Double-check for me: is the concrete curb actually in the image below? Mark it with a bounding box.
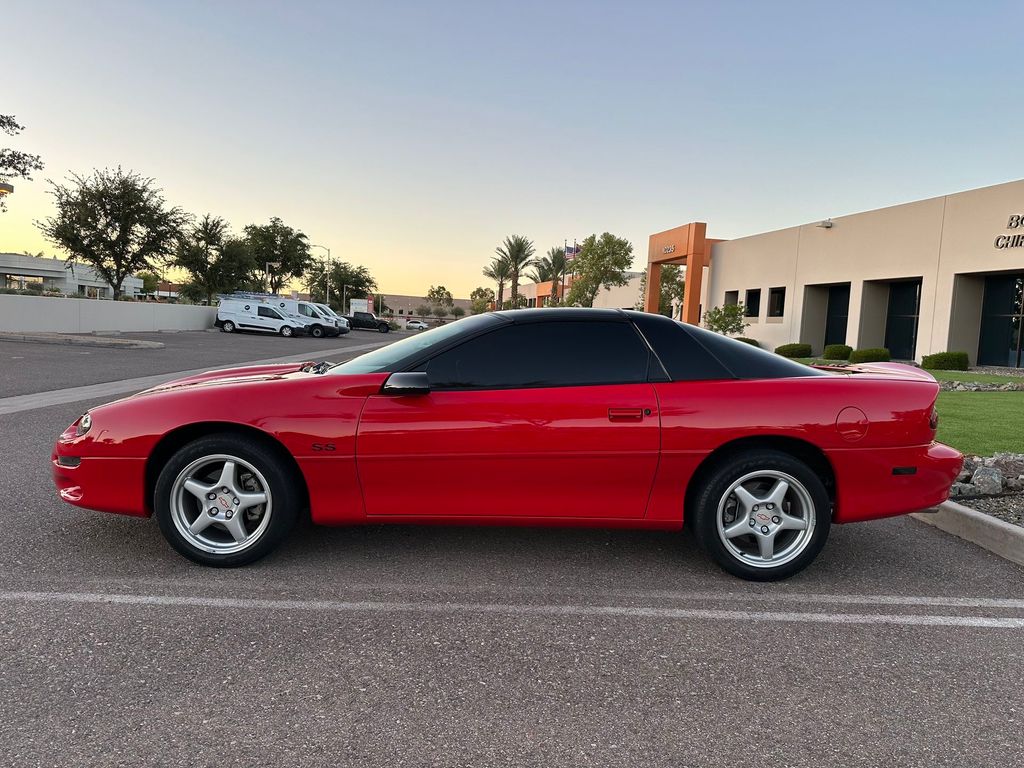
[0,332,164,349]
[912,501,1024,567]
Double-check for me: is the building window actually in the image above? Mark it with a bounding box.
[744,289,761,318]
[398,309,404,314]
[768,287,786,317]
[724,290,739,307]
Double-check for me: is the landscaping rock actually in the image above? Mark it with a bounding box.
[990,453,1024,478]
[949,482,974,498]
[970,466,1004,495]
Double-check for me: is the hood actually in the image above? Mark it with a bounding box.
[138,362,311,395]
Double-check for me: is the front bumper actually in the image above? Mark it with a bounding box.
[52,437,149,517]
[830,441,963,524]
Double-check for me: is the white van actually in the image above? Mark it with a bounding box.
[312,303,351,333]
[216,297,311,338]
[266,298,346,338]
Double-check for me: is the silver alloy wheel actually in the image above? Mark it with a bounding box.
[222,321,234,333]
[169,453,273,555]
[716,469,816,569]
[281,326,293,337]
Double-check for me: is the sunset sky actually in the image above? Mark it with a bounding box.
[3,0,1022,297]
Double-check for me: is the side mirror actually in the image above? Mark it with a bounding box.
[382,371,430,396]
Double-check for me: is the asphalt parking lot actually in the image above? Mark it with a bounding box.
[0,333,1022,767]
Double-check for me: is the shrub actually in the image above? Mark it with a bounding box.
[703,303,750,336]
[775,343,812,358]
[24,282,44,294]
[822,344,852,360]
[849,347,891,364]
[922,351,969,371]
[734,337,760,347]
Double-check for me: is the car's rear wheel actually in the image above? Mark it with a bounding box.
[222,320,235,333]
[280,325,293,337]
[154,435,299,567]
[692,449,830,581]
[377,323,389,333]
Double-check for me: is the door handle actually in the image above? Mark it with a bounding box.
[608,407,644,422]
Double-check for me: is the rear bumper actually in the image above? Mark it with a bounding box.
[829,441,962,523]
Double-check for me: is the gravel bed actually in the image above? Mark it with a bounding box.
[957,493,1024,527]
[973,365,1024,378]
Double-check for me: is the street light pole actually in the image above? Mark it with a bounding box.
[310,244,331,304]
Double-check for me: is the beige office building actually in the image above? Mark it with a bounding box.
[648,179,1024,366]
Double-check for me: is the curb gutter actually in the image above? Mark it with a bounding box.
[0,332,164,349]
[912,501,1024,568]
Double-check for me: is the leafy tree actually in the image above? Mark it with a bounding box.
[482,256,512,310]
[431,305,449,320]
[636,264,684,317]
[564,232,633,307]
[415,303,432,318]
[426,285,454,311]
[703,303,750,336]
[0,115,44,213]
[174,215,257,304]
[505,293,528,309]
[177,281,207,304]
[37,167,189,299]
[137,270,160,295]
[451,306,466,319]
[243,217,312,294]
[495,234,536,306]
[469,286,494,314]
[306,261,377,311]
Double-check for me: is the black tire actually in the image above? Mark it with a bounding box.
[310,325,324,338]
[691,449,831,581]
[377,323,389,333]
[154,434,300,567]
[280,325,293,337]
[222,320,235,333]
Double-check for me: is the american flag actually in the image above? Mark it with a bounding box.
[565,242,580,260]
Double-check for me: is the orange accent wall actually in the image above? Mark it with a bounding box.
[644,223,712,324]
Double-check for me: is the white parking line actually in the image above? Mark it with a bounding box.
[0,340,390,416]
[2,590,1022,629]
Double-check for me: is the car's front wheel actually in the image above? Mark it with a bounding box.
[310,325,324,338]
[377,323,389,333]
[221,320,235,333]
[692,449,830,581]
[154,435,299,567]
[280,325,294,337]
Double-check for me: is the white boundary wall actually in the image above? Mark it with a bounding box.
[0,295,217,333]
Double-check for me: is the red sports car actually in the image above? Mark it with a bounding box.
[52,309,962,580]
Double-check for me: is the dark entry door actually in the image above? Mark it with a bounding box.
[824,284,850,347]
[978,274,1024,367]
[884,279,922,361]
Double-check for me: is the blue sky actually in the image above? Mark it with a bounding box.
[3,0,1021,295]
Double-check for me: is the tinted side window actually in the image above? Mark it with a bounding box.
[258,306,277,318]
[628,312,732,381]
[422,321,649,389]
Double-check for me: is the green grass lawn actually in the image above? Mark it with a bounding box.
[935,391,1024,456]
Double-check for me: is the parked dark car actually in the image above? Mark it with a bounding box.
[342,311,390,333]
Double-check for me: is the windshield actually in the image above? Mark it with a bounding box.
[315,303,337,318]
[329,313,502,374]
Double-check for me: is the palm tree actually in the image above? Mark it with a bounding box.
[482,256,512,310]
[528,247,568,300]
[495,235,536,306]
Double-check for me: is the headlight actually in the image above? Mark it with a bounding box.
[77,412,92,436]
